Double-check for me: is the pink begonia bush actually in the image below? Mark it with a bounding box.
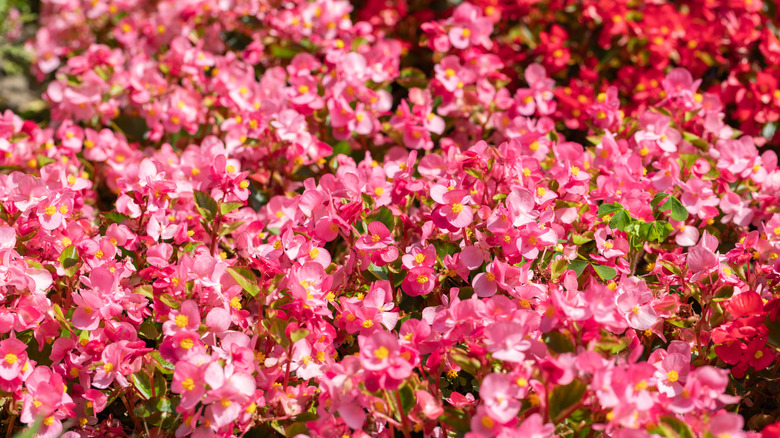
[0,0,779,437]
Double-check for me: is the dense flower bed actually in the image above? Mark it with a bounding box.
[0,0,779,436]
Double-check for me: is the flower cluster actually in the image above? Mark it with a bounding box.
[0,0,779,437]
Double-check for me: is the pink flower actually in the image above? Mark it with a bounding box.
[483,316,540,363]
[473,265,499,298]
[516,414,555,437]
[202,363,256,428]
[706,413,747,438]
[0,338,27,381]
[633,112,680,153]
[434,56,475,94]
[432,189,473,230]
[402,245,436,269]
[447,3,493,50]
[402,266,436,296]
[93,341,139,389]
[480,373,521,423]
[356,221,394,251]
[414,390,444,420]
[616,283,658,331]
[358,331,413,390]
[687,243,718,274]
[71,291,105,330]
[680,177,718,217]
[661,68,702,110]
[653,353,689,397]
[163,300,202,335]
[172,359,207,410]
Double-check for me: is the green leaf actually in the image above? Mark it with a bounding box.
[597,202,623,217]
[660,196,689,221]
[682,131,709,151]
[59,246,79,277]
[464,169,482,180]
[8,132,29,144]
[550,258,568,281]
[12,417,42,438]
[367,263,389,281]
[549,379,587,422]
[269,44,301,59]
[571,233,593,245]
[181,241,202,254]
[712,285,734,303]
[593,335,630,354]
[37,154,55,167]
[228,266,261,298]
[435,241,461,258]
[592,264,617,280]
[51,304,68,326]
[269,318,289,347]
[654,221,674,242]
[544,331,574,353]
[440,411,471,433]
[139,320,160,340]
[450,348,480,376]
[650,193,669,210]
[397,67,428,89]
[153,373,167,397]
[657,259,682,277]
[367,207,394,230]
[133,285,154,300]
[132,372,154,399]
[636,221,655,242]
[103,211,129,224]
[586,135,601,145]
[330,141,351,158]
[649,416,695,438]
[193,190,218,221]
[142,396,175,426]
[766,314,780,349]
[218,221,244,236]
[158,294,180,309]
[608,209,631,231]
[151,351,175,374]
[290,328,310,343]
[568,260,588,277]
[399,385,415,413]
[220,202,244,215]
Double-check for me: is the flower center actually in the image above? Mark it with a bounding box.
[175,314,189,328]
[182,378,195,391]
[374,346,389,359]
